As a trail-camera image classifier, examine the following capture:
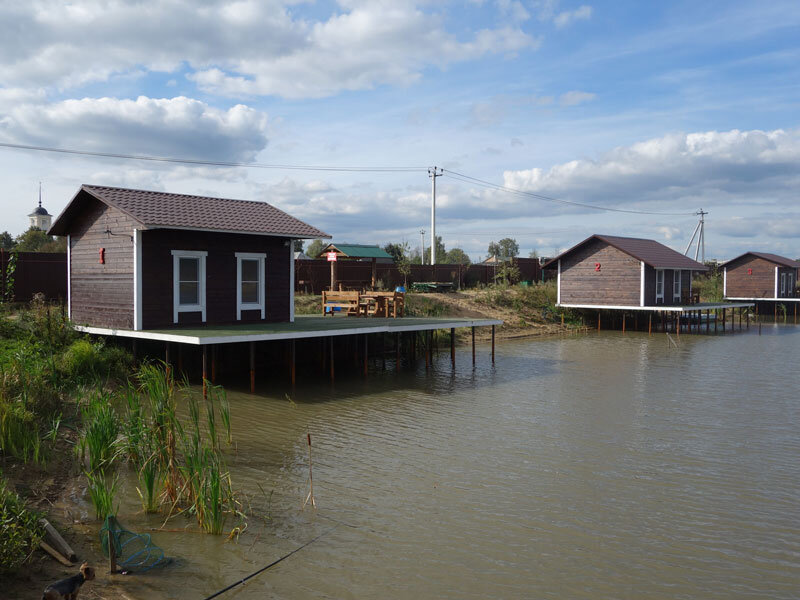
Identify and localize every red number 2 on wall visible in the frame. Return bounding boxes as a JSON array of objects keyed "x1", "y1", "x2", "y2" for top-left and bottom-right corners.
[{"x1": 595, "y1": 263, "x2": 601, "y2": 271}]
